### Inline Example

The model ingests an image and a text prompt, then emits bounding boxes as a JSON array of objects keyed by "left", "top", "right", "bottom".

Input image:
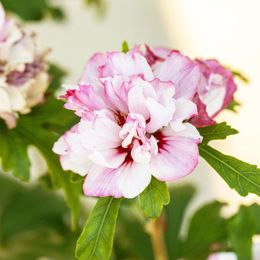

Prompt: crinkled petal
[
  {"left": 146, "top": 97, "right": 175, "bottom": 133},
  {"left": 101, "top": 51, "right": 154, "bottom": 80},
  {"left": 171, "top": 98, "right": 197, "bottom": 131},
  {"left": 154, "top": 52, "right": 200, "bottom": 100}
]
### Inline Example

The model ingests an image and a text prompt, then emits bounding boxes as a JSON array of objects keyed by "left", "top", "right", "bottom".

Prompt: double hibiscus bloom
[{"left": 53, "top": 46, "right": 237, "bottom": 198}]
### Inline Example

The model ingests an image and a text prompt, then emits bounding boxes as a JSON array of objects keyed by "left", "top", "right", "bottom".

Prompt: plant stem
[{"left": 146, "top": 215, "right": 168, "bottom": 260}]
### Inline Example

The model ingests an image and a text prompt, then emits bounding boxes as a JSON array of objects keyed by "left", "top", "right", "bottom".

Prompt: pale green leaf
[
  {"left": 200, "top": 145, "right": 260, "bottom": 197},
  {"left": 76, "top": 197, "right": 121, "bottom": 260},
  {"left": 121, "top": 41, "right": 129, "bottom": 53},
  {"left": 140, "top": 177, "right": 170, "bottom": 218}
]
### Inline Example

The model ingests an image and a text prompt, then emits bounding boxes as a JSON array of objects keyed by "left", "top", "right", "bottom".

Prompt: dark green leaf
[
  {"left": 199, "top": 122, "right": 238, "bottom": 145},
  {"left": 0, "top": 122, "right": 30, "bottom": 181},
  {"left": 1, "top": 0, "right": 65, "bottom": 22},
  {"left": 165, "top": 185, "right": 196, "bottom": 260},
  {"left": 249, "top": 203, "right": 260, "bottom": 234},
  {"left": 76, "top": 197, "right": 121, "bottom": 260},
  {"left": 183, "top": 201, "right": 228, "bottom": 259},
  {"left": 0, "top": 174, "right": 78, "bottom": 260},
  {"left": 16, "top": 101, "right": 81, "bottom": 229},
  {"left": 140, "top": 177, "right": 170, "bottom": 218},
  {"left": 228, "top": 206, "right": 254, "bottom": 260},
  {"left": 200, "top": 145, "right": 260, "bottom": 197},
  {"left": 115, "top": 206, "right": 154, "bottom": 260}
]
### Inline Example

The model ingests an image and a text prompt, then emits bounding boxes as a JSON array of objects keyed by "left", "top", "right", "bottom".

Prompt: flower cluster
[
  {"left": 53, "top": 45, "right": 237, "bottom": 199},
  {"left": 0, "top": 4, "right": 49, "bottom": 128}
]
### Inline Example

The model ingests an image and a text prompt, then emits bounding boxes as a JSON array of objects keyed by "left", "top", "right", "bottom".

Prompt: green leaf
[
  {"left": 232, "top": 69, "right": 249, "bottom": 84},
  {"left": 249, "top": 203, "right": 260, "bottom": 234},
  {"left": 228, "top": 206, "right": 254, "bottom": 260},
  {"left": 0, "top": 174, "right": 78, "bottom": 260},
  {"left": 140, "top": 177, "right": 170, "bottom": 218},
  {"left": 183, "top": 201, "right": 228, "bottom": 259},
  {"left": 115, "top": 206, "right": 154, "bottom": 260},
  {"left": 15, "top": 100, "right": 81, "bottom": 229},
  {"left": 1, "top": 0, "right": 65, "bottom": 22},
  {"left": 200, "top": 145, "right": 260, "bottom": 197},
  {"left": 84, "top": 0, "right": 106, "bottom": 16},
  {"left": 0, "top": 123, "right": 30, "bottom": 181},
  {"left": 165, "top": 185, "right": 196, "bottom": 260},
  {"left": 121, "top": 41, "right": 129, "bottom": 53},
  {"left": 76, "top": 197, "right": 121, "bottom": 260},
  {"left": 48, "top": 63, "right": 67, "bottom": 95},
  {"left": 199, "top": 122, "right": 238, "bottom": 145},
  {"left": 226, "top": 99, "right": 241, "bottom": 113}
]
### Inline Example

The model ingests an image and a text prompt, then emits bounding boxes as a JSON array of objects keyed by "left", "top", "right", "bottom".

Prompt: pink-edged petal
[
  {"left": 79, "top": 53, "right": 106, "bottom": 85},
  {"left": 127, "top": 78, "right": 155, "bottom": 120},
  {"left": 151, "top": 128, "right": 200, "bottom": 181},
  {"left": 190, "top": 95, "right": 216, "bottom": 127},
  {"left": 53, "top": 127, "right": 92, "bottom": 176},
  {"left": 150, "top": 78, "right": 175, "bottom": 105},
  {"left": 103, "top": 76, "right": 128, "bottom": 113},
  {"left": 117, "top": 162, "right": 151, "bottom": 198},
  {"left": 146, "top": 97, "right": 175, "bottom": 133},
  {"left": 83, "top": 166, "right": 123, "bottom": 198},
  {"left": 171, "top": 98, "right": 197, "bottom": 131},
  {"left": 0, "top": 3, "right": 5, "bottom": 34},
  {"left": 64, "top": 84, "right": 107, "bottom": 116},
  {"left": 154, "top": 52, "right": 200, "bottom": 100},
  {"left": 79, "top": 112, "right": 122, "bottom": 150},
  {"left": 88, "top": 148, "right": 127, "bottom": 168},
  {"left": 101, "top": 51, "right": 154, "bottom": 81}
]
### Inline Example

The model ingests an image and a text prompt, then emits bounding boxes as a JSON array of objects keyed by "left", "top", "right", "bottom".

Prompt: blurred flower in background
[{"left": 0, "top": 4, "right": 49, "bottom": 128}]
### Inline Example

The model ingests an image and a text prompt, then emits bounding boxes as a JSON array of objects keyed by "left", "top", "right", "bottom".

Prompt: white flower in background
[{"left": 0, "top": 3, "right": 49, "bottom": 128}]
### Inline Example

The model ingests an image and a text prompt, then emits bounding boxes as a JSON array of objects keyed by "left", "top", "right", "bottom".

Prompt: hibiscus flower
[{"left": 53, "top": 48, "right": 202, "bottom": 198}]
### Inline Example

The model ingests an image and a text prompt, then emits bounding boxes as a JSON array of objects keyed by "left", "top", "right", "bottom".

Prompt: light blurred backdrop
[{"left": 27, "top": 0, "right": 260, "bottom": 215}]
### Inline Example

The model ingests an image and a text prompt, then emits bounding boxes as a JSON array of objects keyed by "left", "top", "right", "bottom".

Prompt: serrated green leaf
[
  {"left": 183, "top": 201, "right": 227, "bottom": 259},
  {"left": 199, "top": 122, "right": 238, "bottom": 145},
  {"left": 140, "top": 177, "right": 170, "bottom": 219},
  {"left": 121, "top": 41, "right": 129, "bottom": 53},
  {"left": 165, "top": 185, "right": 196, "bottom": 260},
  {"left": 200, "top": 145, "right": 260, "bottom": 197},
  {"left": 0, "top": 122, "right": 30, "bottom": 181},
  {"left": 16, "top": 106, "right": 81, "bottom": 229},
  {"left": 76, "top": 197, "right": 121, "bottom": 260},
  {"left": 1, "top": 0, "right": 65, "bottom": 22},
  {"left": 228, "top": 206, "right": 254, "bottom": 260}
]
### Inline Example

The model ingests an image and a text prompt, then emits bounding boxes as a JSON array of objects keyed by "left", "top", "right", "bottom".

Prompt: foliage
[
  {"left": 1, "top": 0, "right": 65, "bottom": 22},
  {"left": 199, "top": 122, "right": 260, "bottom": 198},
  {"left": 0, "top": 174, "right": 78, "bottom": 260},
  {"left": 140, "top": 177, "right": 170, "bottom": 218},
  {"left": 76, "top": 197, "right": 121, "bottom": 260},
  {"left": 0, "top": 64, "right": 81, "bottom": 229}
]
